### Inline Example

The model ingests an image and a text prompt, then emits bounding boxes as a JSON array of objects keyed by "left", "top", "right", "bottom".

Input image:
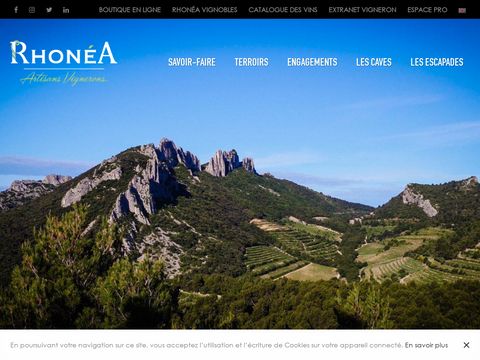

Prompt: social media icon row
[{"left": 13, "top": 6, "right": 70, "bottom": 14}]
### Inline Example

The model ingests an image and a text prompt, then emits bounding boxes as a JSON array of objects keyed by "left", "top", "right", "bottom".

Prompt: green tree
[
  {"left": 1, "top": 205, "right": 123, "bottom": 328},
  {"left": 0, "top": 205, "right": 178, "bottom": 329},
  {"left": 338, "top": 282, "right": 393, "bottom": 329},
  {"left": 92, "top": 258, "right": 178, "bottom": 328}
]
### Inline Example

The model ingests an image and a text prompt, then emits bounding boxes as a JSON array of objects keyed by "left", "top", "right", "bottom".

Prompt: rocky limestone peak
[
  {"left": 9, "top": 180, "right": 42, "bottom": 193},
  {"left": 9, "top": 174, "right": 71, "bottom": 193},
  {"left": 205, "top": 149, "right": 256, "bottom": 177},
  {"left": 205, "top": 150, "right": 228, "bottom": 177},
  {"left": 43, "top": 174, "right": 72, "bottom": 186},
  {"left": 158, "top": 138, "right": 179, "bottom": 166},
  {"left": 110, "top": 146, "right": 185, "bottom": 229},
  {"left": 401, "top": 185, "right": 438, "bottom": 217},
  {"left": 102, "top": 140, "right": 191, "bottom": 251},
  {"left": 158, "top": 138, "right": 200, "bottom": 172}
]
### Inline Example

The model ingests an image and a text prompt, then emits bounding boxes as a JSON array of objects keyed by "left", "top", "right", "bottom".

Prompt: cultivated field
[
  {"left": 363, "top": 257, "right": 424, "bottom": 281},
  {"left": 284, "top": 263, "right": 338, "bottom": 281},
  {"left": 251, "top": 219, "right": 339, "bottom": 265},
  {"left": 244, "top": 245, "right": 308, "bottom": 279},
  {"left": 403, "top": 257, "right": 480, "bottom": 284},
  {"left": 359, "top": 227, "right": 480, "bottom": 283},
  {"left": 358, "top": 235, "right": 421, "bottom": 264}
]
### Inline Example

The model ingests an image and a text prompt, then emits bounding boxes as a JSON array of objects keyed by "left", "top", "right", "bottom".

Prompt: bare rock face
[
  {"left": 43, "top": 174, "right": 72, "bottom": 186},
  {"left": 138, "top": 228, "right": 183, "bottom": 278},
  {"left": 205, "top": 149, "right": 256, "bottom": 177},
  {"left": 109, "top": 139, "right": 201, "bottom": 253},
  {"left": 110, "top": 144, "right": 185, "bottom": 226},
  {"left": 158, "top": 138, "right": 200, "bottom": 172},
  {"left": 1, "top": 174, "right": 72, "bottom": 212},
  {"left": 158, "top": 138, "right": 178, "bottom": 165},
  {"left": 242, "top": 157, "right": 256, "bottom": 174},
  {"left": 8, "top": 180, "right": 46, "bottom": 193},
  {"left": 205, "top": 150, "right": 228, "bottom": 177},
  {"left": 205, "top": 150, "right": 224, "bottom": 176},
  {"left": 61, "top": 166, "right": 122, "bottom": 208},
  {"left": 112, "top": 188, "right": 150, "bottom": 225},
  {"left": 225, "top": 149, "right": 240, "bottom": 170},
  {"left": 401, "top": 186, "right": 438, "bottom": 217},
  {"left": 178, "top": 150, "right": 201, "bottom": 172}
]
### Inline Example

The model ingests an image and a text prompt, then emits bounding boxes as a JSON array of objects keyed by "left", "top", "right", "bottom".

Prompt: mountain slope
[{"left": 0, "top": 138, "right": 371, "bottom": 285}]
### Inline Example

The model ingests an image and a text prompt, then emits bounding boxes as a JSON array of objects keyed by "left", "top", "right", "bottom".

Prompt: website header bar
[{"left": 3, "top": 1, "right": 480, "bottom": 19}]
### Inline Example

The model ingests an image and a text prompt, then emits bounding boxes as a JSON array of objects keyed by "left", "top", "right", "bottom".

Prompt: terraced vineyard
[
  {"left": 403, "top": 260, "right": 480, "bottom": 284},
  {"left": 250, "top": 219, "right": 339, "bottom": 266},
  {"left": 357, "top": 233, "right": 431, "bottom": 265},
  {"left": 363, "top": 257, "right": 424, "bottom": 281},
  {"left": 446, "top": 258, "right": 480, "bottom": 271},
  {"left": 244, "top": 246, "right": 308, "bottom": 279},
  {"left": 403, "top": 268, "right": 458, "bottom": 283},
  {"left": 361, "top": 227, "right": 452, "bottom": 258},
  {"left": 357, "top": 227, "right": 480, "bottom": 283},
  {"left": 363, "top": 255, "right": 480, "bottom": 283}
]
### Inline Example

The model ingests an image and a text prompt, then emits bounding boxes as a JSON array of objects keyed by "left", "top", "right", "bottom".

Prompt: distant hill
[
  {"left": 374, "top": 176, "right": 480, "bottom": 225},
  {"left": 0, "top": 175, "right": 71, "bottom": 212}
]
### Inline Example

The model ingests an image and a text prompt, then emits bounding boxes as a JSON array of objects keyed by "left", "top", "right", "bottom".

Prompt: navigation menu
[
  {"left": 2, "top": 1, "right": 479, "bottom": 18},
  {"left": 163, "top": 56, "right": 466, "bottom": 69}
]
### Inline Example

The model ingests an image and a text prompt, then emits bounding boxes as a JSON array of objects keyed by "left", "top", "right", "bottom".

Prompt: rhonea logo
[{"left": 10, "top": 40, "right": 118, "bottom": 65}]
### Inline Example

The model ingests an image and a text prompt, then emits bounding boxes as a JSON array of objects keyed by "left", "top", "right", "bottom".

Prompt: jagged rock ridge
[
  {"left": 106, "top": 141, "right": 257, "bottom": 255},
  {"left": 1, "top": 138, "right": 260, "bottom": 276},
  {"left": 158, "top": 138, "right": 200, "bottom": 172},
  {"left": 61, "top": 138, "right": 201, "bottom": 210},
  {"left": 110, "top": 143, "right": 187, "bottom": 226},
  {"left": 4, "top": 138, "right": 256, "bottom": 255}
]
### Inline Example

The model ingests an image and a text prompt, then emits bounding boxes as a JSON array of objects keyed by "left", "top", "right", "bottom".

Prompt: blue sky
[{"left": 0, "top": 19, "right": 479, "bottom": 206}]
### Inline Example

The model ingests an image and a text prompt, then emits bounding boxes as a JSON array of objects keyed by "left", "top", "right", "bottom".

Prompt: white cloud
[
  {"left": 0, "top": 156, "right": 93, "bottom": 176},
  {"left": 345, "top": 94, "right": 443, "bottom": 111},
  {"left": 383, "top": 120, "right": 480, "bottom": 146}
]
